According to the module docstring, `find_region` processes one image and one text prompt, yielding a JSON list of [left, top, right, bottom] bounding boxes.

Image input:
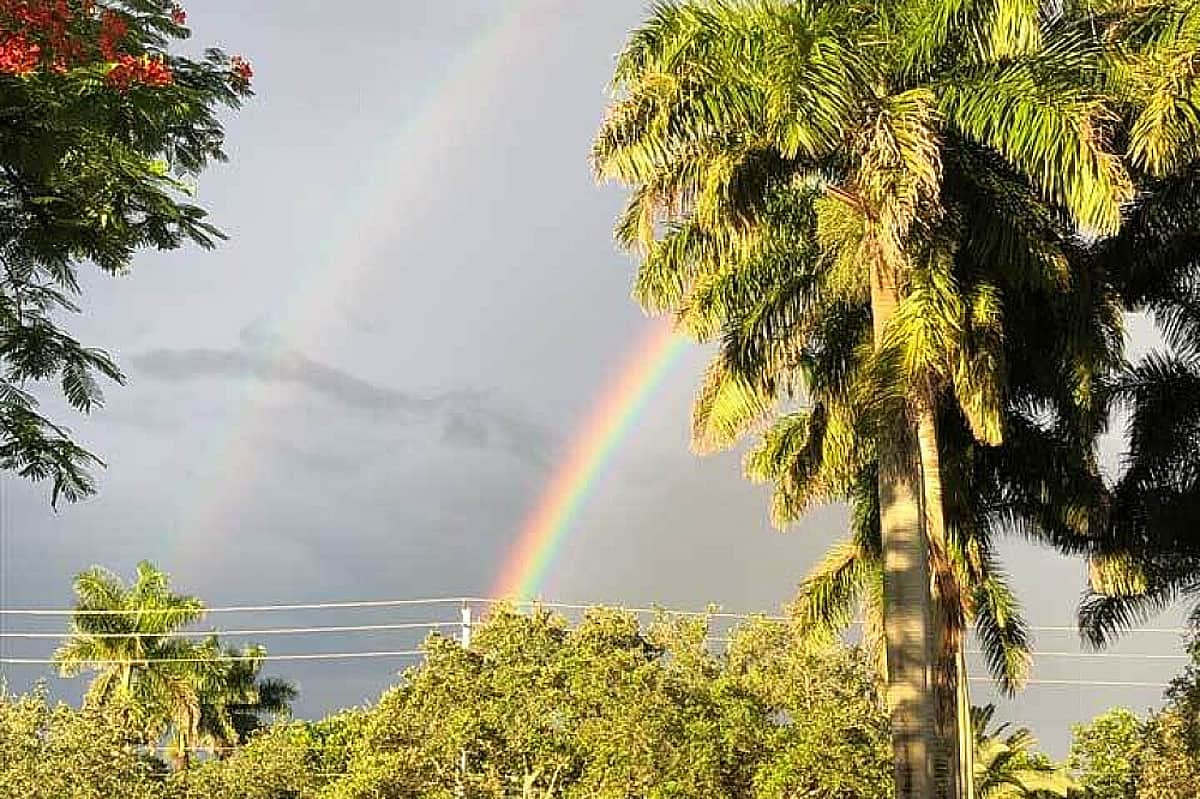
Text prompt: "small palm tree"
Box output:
[[971, 705, 1077, 798], [196, 643, 297, 756]]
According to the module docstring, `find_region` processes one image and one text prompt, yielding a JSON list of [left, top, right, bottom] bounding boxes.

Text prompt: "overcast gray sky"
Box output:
[[0, 0, 1188, 757]]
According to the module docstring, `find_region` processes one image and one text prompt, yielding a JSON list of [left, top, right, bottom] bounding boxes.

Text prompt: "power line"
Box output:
[[980, 650, 1189, 661], [969, 677, 1165, 688], [484, 598, 788, 621], [0, 597, 477, 617], [1026, 625, 1190, 635], [2, 646, 1187, 665], [704, 639, 1190, 661], [0, 621, 460, 639], [0, 649, 426, 665], [0, 597, 789, 620], [0, 595, 1189, 638]]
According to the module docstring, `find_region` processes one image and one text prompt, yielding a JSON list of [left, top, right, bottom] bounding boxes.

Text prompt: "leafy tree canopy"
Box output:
[[0, 0, 251, 503], [0, 686, 164, 799], [1069, 635, 1200, 799]]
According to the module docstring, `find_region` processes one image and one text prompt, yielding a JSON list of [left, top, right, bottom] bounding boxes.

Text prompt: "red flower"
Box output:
[[106, 53, 172, 89], [170, 4, 185, 25], [98, 9, 127, 61], [0, 32, 40, 75], [230, 53, 251, 86], [139, 54, 171, 86]]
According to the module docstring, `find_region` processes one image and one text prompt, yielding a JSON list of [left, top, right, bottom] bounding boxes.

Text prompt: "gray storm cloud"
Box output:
[[128, 346, 554, 468]]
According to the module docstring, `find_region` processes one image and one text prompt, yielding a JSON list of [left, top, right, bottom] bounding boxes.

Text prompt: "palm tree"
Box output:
[[594, 5, 1127, 793], [1079, 217, 1200, 643], [1082, 0, 1200, 181], [54, 563, 297, 768], [970, 705, 1077, 798], [53, 561, 229, 766], [1064, 0, 1200, 646], [195, 643, 297, 757], [770, 372, 1110, 799]]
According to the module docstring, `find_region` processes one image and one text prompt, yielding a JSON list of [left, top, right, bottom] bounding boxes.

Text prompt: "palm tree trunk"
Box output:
[[871, 261, 934, 799], [956, 644, 976, 799], [916, 404, 966, 799]]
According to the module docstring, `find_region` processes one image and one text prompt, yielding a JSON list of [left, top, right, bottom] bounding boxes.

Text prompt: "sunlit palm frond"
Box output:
[[938, 26, 1132, 235]]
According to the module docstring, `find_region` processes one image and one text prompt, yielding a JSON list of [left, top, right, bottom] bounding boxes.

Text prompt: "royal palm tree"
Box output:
[[55, 563, 297, 769], [54, 561, 224, 750], [754, 289, 1113, 798], [594, 6, 1127, 792]]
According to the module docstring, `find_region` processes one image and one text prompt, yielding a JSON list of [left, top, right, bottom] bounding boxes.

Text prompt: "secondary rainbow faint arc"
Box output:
[[492, 323, 687, 600], [171, 3, 542, 564]]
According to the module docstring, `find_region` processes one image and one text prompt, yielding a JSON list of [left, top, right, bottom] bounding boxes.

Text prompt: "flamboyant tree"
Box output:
[[0, 0, 251, 502]]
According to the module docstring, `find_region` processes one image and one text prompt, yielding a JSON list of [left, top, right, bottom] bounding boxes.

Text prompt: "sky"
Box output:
[[0, 0, 1190, 758]]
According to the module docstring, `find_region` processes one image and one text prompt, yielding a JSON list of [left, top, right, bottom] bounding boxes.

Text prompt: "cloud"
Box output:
[[441, 411, 490, 449], [128, 345, 554, 468], [131, 348, 433, 413]]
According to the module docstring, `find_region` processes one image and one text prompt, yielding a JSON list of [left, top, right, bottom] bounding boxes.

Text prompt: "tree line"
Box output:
[[1, 563, 1197, 798]]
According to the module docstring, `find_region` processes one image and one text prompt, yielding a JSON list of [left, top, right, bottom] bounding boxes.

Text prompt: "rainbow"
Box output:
[[167, 4, 690, 598], [170, 4, 545, 569], [492, 322, 687, 600]]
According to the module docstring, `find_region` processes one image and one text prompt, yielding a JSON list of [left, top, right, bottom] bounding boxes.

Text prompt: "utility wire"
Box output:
[[1025, 625, 1191, 634], [968, 677, 1165, 688], [0, 649, 425, 665], [974, 649, 1189, 660], [0, 621, 460, 639], [0, 597, 788, 620], [477, 598, 789, 621], [0, 597, 477, 616], [705, 637, 1187, 660], [0, 596, 1189, 635]]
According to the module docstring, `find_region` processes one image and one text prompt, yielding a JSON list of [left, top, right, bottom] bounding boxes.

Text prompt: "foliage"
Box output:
[[1135, 711, 1200, 799], [1135, 634, 1200, 798], [0, 0, 252, 503], [728, 618, 895, 799], [1068, 702, 1200, 799], [329, 606, 892, 799], [1078, 256, 1200, 640], [1060, 0, 1200, 647], [0, 686, 165, 799], [167, 716, 364, 799], [1068, 708, 1146, 799], [969, 705, 1074, 799], [15, 605, 1200, 798]]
